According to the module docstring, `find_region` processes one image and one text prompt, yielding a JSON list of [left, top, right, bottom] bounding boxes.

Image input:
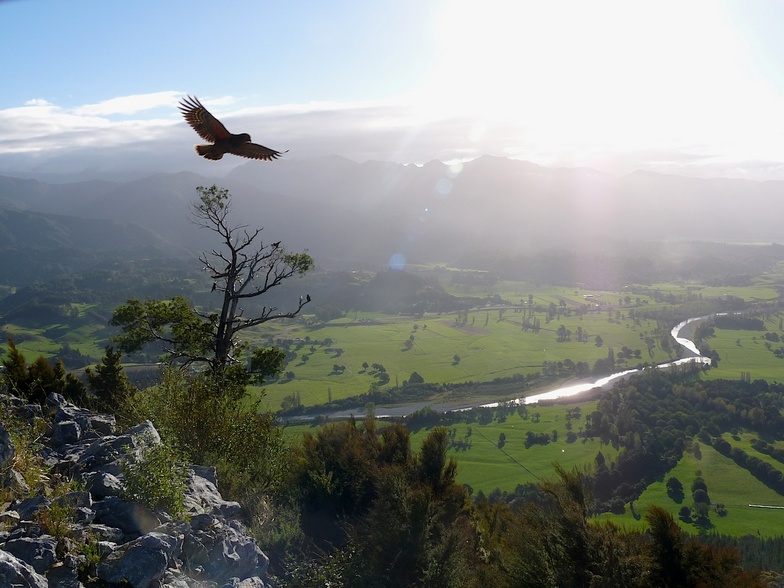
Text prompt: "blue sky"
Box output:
[[3, 0, 784, 180]]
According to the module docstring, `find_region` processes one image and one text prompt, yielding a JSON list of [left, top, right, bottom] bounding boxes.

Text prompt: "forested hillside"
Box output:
[[4, 158, 784, 283]]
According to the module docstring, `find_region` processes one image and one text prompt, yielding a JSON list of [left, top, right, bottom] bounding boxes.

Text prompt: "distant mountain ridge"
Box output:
[[1, 156, 783, 285]]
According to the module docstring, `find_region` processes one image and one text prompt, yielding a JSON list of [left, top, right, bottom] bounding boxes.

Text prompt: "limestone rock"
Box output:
[[2, 535, 58, 574], [97, 531, 182, 588], [2, 468, 29, 495], [0, 510, 21, 527], [84, 470, 123, 499], [189, 518, 268, 584], [51, 420, 82, 447], [223, 577, 268, 588], [86, 523, 125, 543], [184, 467, 241, 518], [0, 549, 48, 588], [0, 422, 14, 469], [0, 394, 272, 587], [93, 496, 162, 536], [49, 393, 115, 436], [12, 496, 51, 521], [46, 563, 85, 588]]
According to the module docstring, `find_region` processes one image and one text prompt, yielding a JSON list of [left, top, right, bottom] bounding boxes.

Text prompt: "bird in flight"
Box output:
[[179, 95, 286, 161]]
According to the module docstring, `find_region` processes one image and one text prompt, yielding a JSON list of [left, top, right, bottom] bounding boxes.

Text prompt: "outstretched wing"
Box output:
[[230, 142, 288, 161], [179, 95, 231, 143]]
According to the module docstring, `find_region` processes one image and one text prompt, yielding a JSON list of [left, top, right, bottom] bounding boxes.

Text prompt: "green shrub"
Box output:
[[121, 434, 187, 519], [130, 367, 286, 511], [35, 501, 73, 544], [78, 535, 103, 581], [0, 400, 47, 502], [2, 337, 87, 406]]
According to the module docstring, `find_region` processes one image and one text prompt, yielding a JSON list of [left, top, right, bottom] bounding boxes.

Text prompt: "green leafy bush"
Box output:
[[130, 368, 286, 514], [121, 434, 187, 519], [0, 399, 47, 502]]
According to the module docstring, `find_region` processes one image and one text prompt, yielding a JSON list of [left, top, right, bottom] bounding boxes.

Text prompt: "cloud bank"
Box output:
[[1, 91, 784, 182]]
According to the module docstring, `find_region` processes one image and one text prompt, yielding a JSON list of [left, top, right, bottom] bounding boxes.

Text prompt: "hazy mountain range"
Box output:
[[1, 156, 782, 286]]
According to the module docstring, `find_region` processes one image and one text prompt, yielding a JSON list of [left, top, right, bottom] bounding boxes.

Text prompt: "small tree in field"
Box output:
[[111, 185, 313, 385]]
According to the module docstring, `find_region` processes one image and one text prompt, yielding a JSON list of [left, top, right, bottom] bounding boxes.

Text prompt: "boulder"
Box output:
[[51, 420, 82, 447], [12, 496, 51, 521], [83, 470, 123, 499], [187, 518, 268, 584], [223, 577, 268, 588], [54, 490, 92, 510], [97, 531, 183, 588], [46, 563, 85, 588], [86, 523, 124, 543], [74, 419, 159, 476], [2, 535, 58, 574], [93, 496, 162, 536], [86, 413, 116, 436], [2, 469, 29, 495], [184, 467, 241, 518], [0, 422, 14, 469], [0, 549, 48, 588]]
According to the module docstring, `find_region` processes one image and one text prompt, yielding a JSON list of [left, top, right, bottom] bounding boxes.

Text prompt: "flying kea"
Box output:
[[179, 95, 286, 161]]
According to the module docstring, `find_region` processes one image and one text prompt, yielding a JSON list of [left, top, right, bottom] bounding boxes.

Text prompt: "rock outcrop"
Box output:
[[0, 393, 271, 588]]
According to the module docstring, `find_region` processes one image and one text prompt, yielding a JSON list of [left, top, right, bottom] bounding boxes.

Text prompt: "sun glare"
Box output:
[[411, 0, 775, 167]]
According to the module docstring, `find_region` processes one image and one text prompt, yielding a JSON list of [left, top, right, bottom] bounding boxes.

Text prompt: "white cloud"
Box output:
[[198, 96, 236, 108], [0, 95, 181, 156], [72, 91, 183, 116]]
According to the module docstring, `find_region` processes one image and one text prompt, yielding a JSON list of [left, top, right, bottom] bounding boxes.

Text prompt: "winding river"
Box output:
[[507, 316, 713, 406], [290, 316, 714, 421]]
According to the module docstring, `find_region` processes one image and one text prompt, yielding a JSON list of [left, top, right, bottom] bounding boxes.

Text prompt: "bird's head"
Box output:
[[237, 133, 251, 143]]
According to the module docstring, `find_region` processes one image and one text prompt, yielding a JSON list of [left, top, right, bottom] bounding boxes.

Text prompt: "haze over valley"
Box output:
[[3, 156, 784, 290]]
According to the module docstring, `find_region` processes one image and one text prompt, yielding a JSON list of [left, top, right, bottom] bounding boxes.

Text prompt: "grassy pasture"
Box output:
[[700, 314, 784, 382], [2, 278, 783, 411], [1, 300, 112, 357], [409, 401, 618, 493], [647, 282, 780, 303], [1, 320, 107, 365], [251, 305, 672, 411], [601, 440, 784, 537]]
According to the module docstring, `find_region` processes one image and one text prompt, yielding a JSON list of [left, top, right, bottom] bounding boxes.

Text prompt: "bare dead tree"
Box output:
[[191, 185, 313, 366], [112, 185, 312, 378]]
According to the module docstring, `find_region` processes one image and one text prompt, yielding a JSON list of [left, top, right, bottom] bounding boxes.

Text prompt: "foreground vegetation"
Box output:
[[3, 361, 779, 586]]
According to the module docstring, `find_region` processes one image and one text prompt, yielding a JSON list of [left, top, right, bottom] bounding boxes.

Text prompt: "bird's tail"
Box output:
[[195, 144, 224, 160]]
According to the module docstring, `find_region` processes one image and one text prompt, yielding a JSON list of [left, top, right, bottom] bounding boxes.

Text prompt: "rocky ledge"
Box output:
[[0, 392, 271, 588]]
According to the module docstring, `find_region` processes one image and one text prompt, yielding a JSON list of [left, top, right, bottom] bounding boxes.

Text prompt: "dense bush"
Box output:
[[130, 367, 286, 512], [121, 433, 188, 518], [2, 337, 87, 406]]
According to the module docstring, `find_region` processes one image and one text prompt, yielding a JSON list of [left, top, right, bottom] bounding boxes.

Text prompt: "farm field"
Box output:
[[701, 315, 784, 382], [2, 278, 783, 413], [407, 401, 618, 494], [1, 303, 111, 365], [250, 303, 674, 411], [4, 270, 784, 540], [646, 282, 780, 303], [602, 440, 784, 537]]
